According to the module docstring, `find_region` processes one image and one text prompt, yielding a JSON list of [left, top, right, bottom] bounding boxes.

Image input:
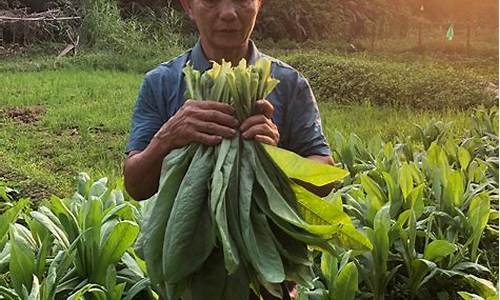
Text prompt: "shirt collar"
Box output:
[[190, 39, 261, 72]]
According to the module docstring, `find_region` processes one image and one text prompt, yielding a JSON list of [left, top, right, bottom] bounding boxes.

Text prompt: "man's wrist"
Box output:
[[148, 134, 174, 161]]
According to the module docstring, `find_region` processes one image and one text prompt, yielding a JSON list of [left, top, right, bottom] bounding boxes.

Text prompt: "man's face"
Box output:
[[185, 0, 261, 50]]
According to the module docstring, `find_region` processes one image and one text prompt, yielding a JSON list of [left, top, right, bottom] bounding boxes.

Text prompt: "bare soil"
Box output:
[[1, 105, 46, 123]]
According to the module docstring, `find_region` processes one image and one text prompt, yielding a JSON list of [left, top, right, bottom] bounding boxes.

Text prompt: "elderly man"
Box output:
[[124, 0, 333, 298]]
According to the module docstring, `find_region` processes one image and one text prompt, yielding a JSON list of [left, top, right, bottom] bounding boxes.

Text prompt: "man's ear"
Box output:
[[179, 0, 194, 20]]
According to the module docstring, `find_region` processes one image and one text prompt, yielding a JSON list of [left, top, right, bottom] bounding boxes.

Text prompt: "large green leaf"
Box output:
[[382, 172, 402, 218], [443, 170, 465, 207], [240, 143, 285, 283], [0, 199, 29, 243], [121, 252, 145, 279], [189, 250, 230, 300], [89, 178, 108, 199], [211, 138, 240, 274], [238, 141, 255, 260], [30, 211, 70, 249], [163, 146, 217, 283], [367, 206, 390, 294], [263, 144, 348, 186], [333, 262, 358, 300], [49, 195, 80, 242], [463, 275, 497, 298], [423, 240, 456, 262], [458, 291, 485, 300], [360, 174, 386, 222], [252, 184, 330, 247], [0, 286, 21, 300], [110, 282, 126, 300], [467, 192, 491, 259], [9, 225, 36, 297], [335, 222, 373, 252], [409, 258, 437, 294], [40, 255, 58, 300], [97, 220, 139, 283], [138, 144, 196, 290], [399, 163, 414, 200], [11, 224, 37, 251], [247, 202, 285, 283], [406, 184, 425, 219], [67, 283, 106, 300], [458, 147, 472, 171], [291, 183, 351, 226], [452, 262, 491, 274], [259, 144, 370, 250], [320, 252, 338, 290], [251, 148, 306, 227], [122, 278, 151, 300], [26, 276, 39, 300]]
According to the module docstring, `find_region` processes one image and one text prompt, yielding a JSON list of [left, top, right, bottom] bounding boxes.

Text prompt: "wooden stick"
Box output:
[[0, 16, 80, 22]]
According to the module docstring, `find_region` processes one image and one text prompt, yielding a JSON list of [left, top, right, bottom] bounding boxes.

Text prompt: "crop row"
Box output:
[[0, 108, 497, 299]]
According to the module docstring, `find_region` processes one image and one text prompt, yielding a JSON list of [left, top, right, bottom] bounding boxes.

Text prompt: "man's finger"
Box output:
[[191, 131, 223, 146], [242, 123, 277, 141], [194, 109, 239, 128], [195, 120, 237, 139], [189, 99, 235, 115], [255, 99, 274, 119], [254, 134, 277, 146], [240, 114, 268, 131]]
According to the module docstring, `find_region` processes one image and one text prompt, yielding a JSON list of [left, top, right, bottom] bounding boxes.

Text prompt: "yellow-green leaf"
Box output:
[[264, 144, 348, 186]]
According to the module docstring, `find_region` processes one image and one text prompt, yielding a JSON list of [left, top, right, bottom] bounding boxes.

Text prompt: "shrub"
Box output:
[[283, 52, 496, 110], [79, 0, 185, 54]]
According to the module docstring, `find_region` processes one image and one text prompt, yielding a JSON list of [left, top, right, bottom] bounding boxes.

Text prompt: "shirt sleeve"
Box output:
[[285, 77, 331, 157], [125, 75, 164, 154]]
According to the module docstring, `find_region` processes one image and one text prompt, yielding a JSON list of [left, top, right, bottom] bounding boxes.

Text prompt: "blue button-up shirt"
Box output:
[[126, 40, 331, 157]]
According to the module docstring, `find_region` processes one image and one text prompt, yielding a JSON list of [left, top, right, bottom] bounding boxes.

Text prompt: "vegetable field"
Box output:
[[0, 50, 498, 299]]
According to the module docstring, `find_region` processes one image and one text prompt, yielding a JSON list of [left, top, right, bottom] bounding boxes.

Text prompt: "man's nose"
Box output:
[[219, 0, 238, 21]]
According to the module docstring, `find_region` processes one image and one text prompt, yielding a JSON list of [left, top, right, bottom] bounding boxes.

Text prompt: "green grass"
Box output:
[[320, 102, 472, 143], [0, 70, 142, 198], [0, 69, 479, 200]]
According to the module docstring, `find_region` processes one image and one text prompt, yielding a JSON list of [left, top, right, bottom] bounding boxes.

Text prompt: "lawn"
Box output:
[[0, 68, 478, 200]]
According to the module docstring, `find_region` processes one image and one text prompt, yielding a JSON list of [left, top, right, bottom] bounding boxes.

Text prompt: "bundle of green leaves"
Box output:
[[136, 59, 371, 300]]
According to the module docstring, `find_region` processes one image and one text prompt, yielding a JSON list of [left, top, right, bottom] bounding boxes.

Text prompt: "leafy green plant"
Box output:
[[0, 174, 155, 300], [361, 206, 396, 300], [458, 276, 498, 300], [307, 108, 498, 299], [415, 121, 450, 150], [321, 251, 359, 300]]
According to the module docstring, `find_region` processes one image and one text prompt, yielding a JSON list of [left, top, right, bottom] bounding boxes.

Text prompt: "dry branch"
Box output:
[[0, 16, 80, 22], [0, 8, 81, 47], [0, 8, 80, 24]]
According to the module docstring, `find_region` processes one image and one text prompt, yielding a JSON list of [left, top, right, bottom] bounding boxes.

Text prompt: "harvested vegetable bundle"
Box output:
[[136, 59, 371, 300]]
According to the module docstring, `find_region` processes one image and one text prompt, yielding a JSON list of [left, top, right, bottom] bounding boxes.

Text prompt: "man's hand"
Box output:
[[124, 100, 238, 201], [151, 100, 239, 155], [240, 99, 279, 146]]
